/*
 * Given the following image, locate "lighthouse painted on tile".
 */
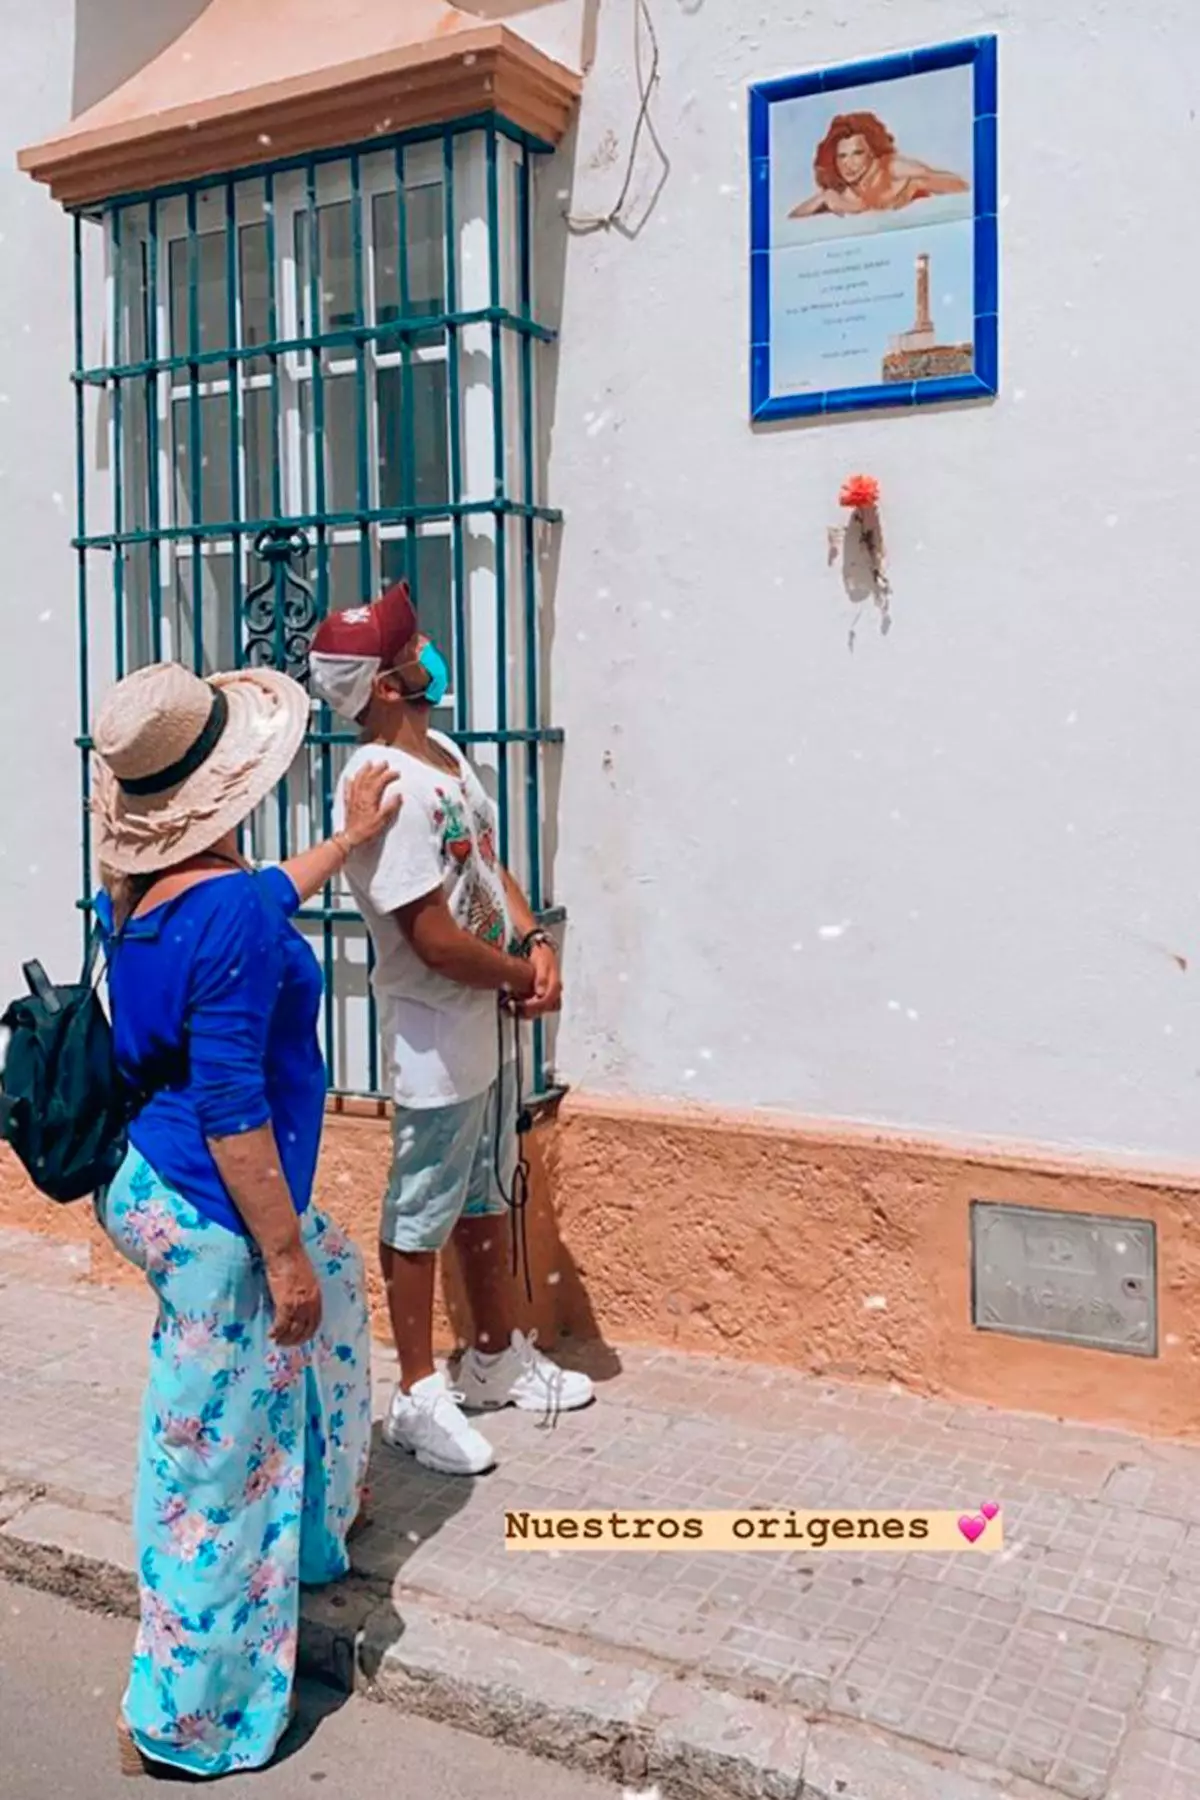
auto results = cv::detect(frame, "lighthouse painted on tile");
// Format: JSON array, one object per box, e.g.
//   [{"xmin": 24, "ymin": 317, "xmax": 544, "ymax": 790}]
[
  {"xmin": 882, "ymin": 250, "xmax": 973, "ymax": 383},
  {"xmin": 915, "ymin": 253, "xmax": 933, "ymax": 336}
]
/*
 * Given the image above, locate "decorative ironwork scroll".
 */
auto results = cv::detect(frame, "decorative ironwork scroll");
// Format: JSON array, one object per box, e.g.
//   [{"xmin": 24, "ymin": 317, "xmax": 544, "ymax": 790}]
[{"xmin": 244, "ymin": 526, "xmax": 317, "ymax": 681}]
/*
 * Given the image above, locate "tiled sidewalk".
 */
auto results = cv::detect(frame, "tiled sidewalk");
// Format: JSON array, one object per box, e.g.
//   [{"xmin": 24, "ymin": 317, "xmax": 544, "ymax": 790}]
[{"xmin": 3, "ymin": 1224, "xmax": 1200, "ymax": 1798}]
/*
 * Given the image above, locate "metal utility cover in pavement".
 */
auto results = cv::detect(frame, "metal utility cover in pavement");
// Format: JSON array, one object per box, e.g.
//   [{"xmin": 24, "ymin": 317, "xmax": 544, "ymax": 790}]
[{"xmin": 970, "ymin": 1202, "xmax": 1157, "ymax": 1356}]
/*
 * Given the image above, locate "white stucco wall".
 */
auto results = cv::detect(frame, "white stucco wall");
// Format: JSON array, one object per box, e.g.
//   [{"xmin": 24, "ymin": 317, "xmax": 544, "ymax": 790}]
[
  {"xmin": 0, "ymin": 0, "xmax": 210, "ymax": 1007},
  {"xmin": 0, "ymin": 0, "xmax": 88, "ymax": 1003},
  {"xmin": 3, "ymin": 0, "xmax": 1198, "ymax": 1165},
  {"xmin": 543, "ymin": 0, "xmax": 1200, "ymax": 1159}
]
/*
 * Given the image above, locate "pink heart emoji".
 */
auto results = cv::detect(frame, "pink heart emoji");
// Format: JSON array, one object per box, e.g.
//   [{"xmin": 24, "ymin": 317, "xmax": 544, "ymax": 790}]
[
  {"xmin": 958, "ymin": 1514, "xmax": 987, "ymax": 1544},
  {"xmin": 980, "ymin": 1502, "xmax": 1000, "ymax": 1521}
]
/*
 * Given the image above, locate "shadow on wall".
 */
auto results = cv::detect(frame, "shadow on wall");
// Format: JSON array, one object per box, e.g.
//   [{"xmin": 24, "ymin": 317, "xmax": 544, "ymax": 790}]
[
  {"xmin": 439, "ymin": 1119, "xmax": 623, "ymax": 1382},
  {"xmin": 317, "ymin": 1113, "xmax": 622, "ymax": 1380},
  {"xmin": 452, "ymin": 0, "xmax": 610, "ymax": 1355},
  {"xmin": 530, "ymin": 0, "xmax": 659, "ymax": 1023},
  {"xmin": 526, "ymin": 110, "xmax": 577, "ymax": 1104},
  {"xmin": 456, "ymin": 0, "xmax": 566, "ymax": 15},
  {"xmin": 71, "ymin": 0, "xmax": 212, "ymax": 117},
  {"xmin": 456, "ymin": 0, "xmax": 600, "ymax": 70}
]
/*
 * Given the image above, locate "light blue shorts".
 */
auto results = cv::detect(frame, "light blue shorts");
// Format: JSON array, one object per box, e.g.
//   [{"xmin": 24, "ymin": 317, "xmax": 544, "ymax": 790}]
[{"xmin": 381, "ymin": 1069, "xmax": 518, "ymax": 1254}]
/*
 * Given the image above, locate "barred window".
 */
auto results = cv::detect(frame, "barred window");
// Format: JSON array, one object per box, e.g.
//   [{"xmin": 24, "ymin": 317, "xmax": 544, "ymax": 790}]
[{"xmin": 75, "ymin": 122, "xmax": 562, "ymax": 1098}]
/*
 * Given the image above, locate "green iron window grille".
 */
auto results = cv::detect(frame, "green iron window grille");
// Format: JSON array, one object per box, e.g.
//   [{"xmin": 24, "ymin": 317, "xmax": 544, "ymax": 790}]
[{"xmin": 71, "ymin": 117, "xmax": 564, "ymax": 1103}]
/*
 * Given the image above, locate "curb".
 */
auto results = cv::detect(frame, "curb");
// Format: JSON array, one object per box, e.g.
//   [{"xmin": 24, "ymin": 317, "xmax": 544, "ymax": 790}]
[
  {"xmin": 0, "ymin": 1489, "xmax": 1033, "ymax": 1800},
  {"xmin": 0, "ymin": 1495, "xmax": 138, "ymax": 1620}
]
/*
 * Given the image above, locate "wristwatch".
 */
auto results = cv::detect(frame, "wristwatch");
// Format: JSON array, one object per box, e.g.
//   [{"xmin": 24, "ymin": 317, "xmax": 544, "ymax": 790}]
[{"xmin": 519, "ymin": 928, "xmax": 555, "ymax": 957}]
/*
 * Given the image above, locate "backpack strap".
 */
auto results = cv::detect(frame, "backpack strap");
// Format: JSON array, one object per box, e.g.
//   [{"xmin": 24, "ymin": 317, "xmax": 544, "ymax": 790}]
[
  {"xmin": 23, "ymin": 960, "xmax": 62, "ymax": 1014},
  {"xmin": 81, "ymin": 917, "xmax": 106, "ymax": 986},
  {"xmin": 92, "ymin": 871, "xmax": 173, "ymax": 981}
]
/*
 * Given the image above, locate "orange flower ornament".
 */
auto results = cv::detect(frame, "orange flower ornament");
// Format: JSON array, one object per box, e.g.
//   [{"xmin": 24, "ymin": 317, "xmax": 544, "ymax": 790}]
[{"xmin": 838, "ymin": 474, "xmax": 880, "ymax": 511}]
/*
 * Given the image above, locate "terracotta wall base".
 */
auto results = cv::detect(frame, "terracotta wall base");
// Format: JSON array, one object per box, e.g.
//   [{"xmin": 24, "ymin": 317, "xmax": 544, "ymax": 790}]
[{"xmin": 4, "ymin": 1094, "xmax": 1199, "ymax": 1438}]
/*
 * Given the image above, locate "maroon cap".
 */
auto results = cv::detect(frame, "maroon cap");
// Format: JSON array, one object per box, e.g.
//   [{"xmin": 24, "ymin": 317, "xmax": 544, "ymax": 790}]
[{"xmin": 310, "ymin": 581, "xmax": 417, "ymax": 669}]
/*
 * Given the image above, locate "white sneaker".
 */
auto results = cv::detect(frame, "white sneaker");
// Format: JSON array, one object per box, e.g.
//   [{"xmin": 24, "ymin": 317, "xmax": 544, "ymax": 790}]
[
  {"xmin": 455, "ymin": 1330, "xmax": 595, "ymax": 1417},
  {"xmin": 383, "ymin": 1370, "xmax": 496, "ymax": 1476}
]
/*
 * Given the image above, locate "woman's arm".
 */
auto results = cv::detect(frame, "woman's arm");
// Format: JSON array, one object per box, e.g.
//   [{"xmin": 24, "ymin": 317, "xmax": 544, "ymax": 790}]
[
  {"xmin": 280, "ymin": 762, "xmax": 402, "ymax": 904},
  {"xmin": 789, "ymin": 192, "xmax": 831, "ymax": 218},
  {"xmin": 888, "ymin": 155, "xmax": 968, "ymax": 194},
  {"xmin": 189, "ymin": 895, "xmax": 323, "ymax": 1345},
  {"xmin": 208, "ymin": 1130, "xmax": 320, "ymax": 1346}
]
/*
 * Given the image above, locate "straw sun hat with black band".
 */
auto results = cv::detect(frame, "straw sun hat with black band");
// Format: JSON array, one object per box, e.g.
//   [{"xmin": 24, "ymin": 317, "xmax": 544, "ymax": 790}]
[{"xmin": 91, "ymin": 662, "xmax": 309, "ymax": 877}]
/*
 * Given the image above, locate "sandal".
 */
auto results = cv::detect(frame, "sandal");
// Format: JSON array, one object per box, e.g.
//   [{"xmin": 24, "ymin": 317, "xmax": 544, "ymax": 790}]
[
  {"xmin": 116, "ymin": 1721, "xmax": 161, "ymax": 1780},
  {"xmin": 117, "ymin": 1693, "xmax": 300, "ymax": 1777}
]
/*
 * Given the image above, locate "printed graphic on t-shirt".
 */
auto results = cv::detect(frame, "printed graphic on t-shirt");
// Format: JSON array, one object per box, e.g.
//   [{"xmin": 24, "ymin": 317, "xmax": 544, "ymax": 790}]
[
  {"xmin": 464, "ymin": 875, "xmax": 507, "ymax": 945},
  {"xmin": 336, "ymin": 736, "xmax": 512, "ymax": 1107},
  {"xmin": 472, "ymin": 806, "xmax": 498, "ymax": 870},
  {"xmin": 431, "ymin": 783, "xmax": 508, "ymax": 946},
  {"xmin": 432, "ymin": 789, "xmax": 471, "ymax": 868}
]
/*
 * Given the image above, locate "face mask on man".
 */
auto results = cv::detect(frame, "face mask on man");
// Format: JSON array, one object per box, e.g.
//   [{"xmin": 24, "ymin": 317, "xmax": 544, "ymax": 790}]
[
  {"xmin": 395, "ymin": 640, "xmax": 450, "ymax": 708},
  {"xmin": 309, "ymin": 637, "xmax": 450, "ymax": 721}
]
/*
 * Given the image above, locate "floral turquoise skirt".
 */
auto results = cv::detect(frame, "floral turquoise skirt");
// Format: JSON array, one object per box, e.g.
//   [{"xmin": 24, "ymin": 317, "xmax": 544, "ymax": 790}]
[{"xmin": 97, "ymin": 1148, "xmax": 372, "ymax": 1778}]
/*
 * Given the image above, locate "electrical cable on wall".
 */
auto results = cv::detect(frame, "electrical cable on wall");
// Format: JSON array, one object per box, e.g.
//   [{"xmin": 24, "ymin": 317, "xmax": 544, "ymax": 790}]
[{"xmin": 567, "ymin": 0, "xmax": 666, "ymax": 237}]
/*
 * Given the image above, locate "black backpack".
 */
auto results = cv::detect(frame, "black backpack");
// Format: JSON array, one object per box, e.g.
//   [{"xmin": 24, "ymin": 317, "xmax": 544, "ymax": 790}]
[{"xmin": 0, "ymin": 928, "xmax": 134, "ymax": 1203}]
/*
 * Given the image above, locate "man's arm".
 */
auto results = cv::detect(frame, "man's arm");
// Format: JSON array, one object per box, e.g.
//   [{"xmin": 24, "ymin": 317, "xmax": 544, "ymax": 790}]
[
  {"xmin": 501, "ymin": 868, "xmax": 538, "ymax": 942},
  {"xmin": 500, "ymin": 869, "xmax": 561, "ymax": 1020},
  {"xmin": 397, "ymin": 885, "xmax": 536, "ymax": 1001}
]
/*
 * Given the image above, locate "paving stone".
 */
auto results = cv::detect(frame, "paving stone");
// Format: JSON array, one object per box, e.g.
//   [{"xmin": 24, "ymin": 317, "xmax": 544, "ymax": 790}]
[
  {"xmin": 1146, "ymin": 1543, "xmax": 1200, "ymax": 1653},
  {"xmin": 1104, "ymin": 1457, "xmax": 1200, "ymax": 1527},
  {"xmin": 942, "ymin": 1402, "xmax": 1143, "ymax": 1456},
  {"xmin": 1143, "ymin": 1645, "xmax": 1200, "ymax": 1739},
  {"xmin": 1110, "ymin": 1726, "xmax": 1200, "ymax": 1799},
  {"xmin": 705, "ymin": 1558, "xmax": 897, "ymax": 1707},
  {"xmin": 1146, "ymin": 1585, "xmax": 1200, "ymax": 1653},
  {"xmin": 834, "ymin": 1412, "xmax": 1123, "ymax": 1516},
  {"xmin": 974, "ymin": 1501, "xmax": 1183, "ymax": 1636},
  {"xmin": 833, "ymin": 1579, "xmax": 1146, "ymax": 1799},
  {"xmin": 908, "ymin": 1512, "xmax": 1048, "ymax": 1605},
  {"xmin": 802, "ymin": 1724, "xmax": 1029, "ymax": 1799}
]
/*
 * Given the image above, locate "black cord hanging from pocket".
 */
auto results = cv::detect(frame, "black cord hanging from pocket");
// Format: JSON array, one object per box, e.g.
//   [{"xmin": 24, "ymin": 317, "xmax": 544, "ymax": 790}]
[{"xmin": 493, "ymin": 1001, "xmax": 534, "ymax": 1304}]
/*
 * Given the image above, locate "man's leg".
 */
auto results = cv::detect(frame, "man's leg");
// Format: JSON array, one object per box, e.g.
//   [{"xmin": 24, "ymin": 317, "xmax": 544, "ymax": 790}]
[
  {"xmin": 379, "ymin": 1243, "xmax": 437, "ymax": 1392},
  {"xmin": 380, "ymin": 1100, "xmax": 477, "ymax": 1388},
  {"xmin": 451, "ymin": 1073, "xmax": 594, "ymax": 1415},
  {"xmin": 449, "ymin": 1060, "xmax": 523, "ymax": 1350},
  {"xmin": 452, "ymin": 1214, "xmax": 524, "ymax": 1353},
  {"xmin": 379, "ymin": 1097, "xmax": 498, "ymax": 1475}
]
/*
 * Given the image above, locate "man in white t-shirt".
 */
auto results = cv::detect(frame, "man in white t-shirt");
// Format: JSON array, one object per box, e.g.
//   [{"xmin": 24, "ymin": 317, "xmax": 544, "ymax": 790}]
[{"xmin": 309, "ymin": 582, "xmax": 592, "ymax": 1475}]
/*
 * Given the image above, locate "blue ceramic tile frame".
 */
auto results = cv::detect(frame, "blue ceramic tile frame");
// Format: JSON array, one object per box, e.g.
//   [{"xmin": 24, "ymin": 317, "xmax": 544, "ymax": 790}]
[{"xmin": 749, "ymin": 37, "xmax": 998, "ymax": 424}]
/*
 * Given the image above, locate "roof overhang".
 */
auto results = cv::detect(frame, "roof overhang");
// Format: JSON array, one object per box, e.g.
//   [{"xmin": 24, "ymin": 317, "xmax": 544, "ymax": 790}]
[{"xmin": 19, "ymin": 2, "xmax": 580, "ymax": 209}]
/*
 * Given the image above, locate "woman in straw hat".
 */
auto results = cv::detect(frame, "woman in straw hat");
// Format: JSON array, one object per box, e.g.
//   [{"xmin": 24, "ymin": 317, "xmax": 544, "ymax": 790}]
[{"xmin": 89, "ymin": 660, "xmax": 399, "ymax": 1779}]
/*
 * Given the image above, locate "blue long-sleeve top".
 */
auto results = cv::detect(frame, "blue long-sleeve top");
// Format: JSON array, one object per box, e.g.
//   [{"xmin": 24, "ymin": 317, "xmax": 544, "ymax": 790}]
[{"xmin": 97, "ymin": 868, "xmax": 326, "ymax": 1236}]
